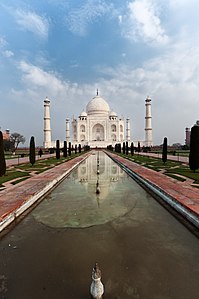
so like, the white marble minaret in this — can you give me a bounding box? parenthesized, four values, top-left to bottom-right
(66, 118, 70, 142)
(145, 96, 153, 146)
(126, 118, 131, 144)
(43, 97, 52, 148)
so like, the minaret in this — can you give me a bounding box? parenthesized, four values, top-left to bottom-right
(145, 96, 153, 146)
(66, 118, 70, 142)
(43, 97, 52, 148)
(126, 118, 131, 144)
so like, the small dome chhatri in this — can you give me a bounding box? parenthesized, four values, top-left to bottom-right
(86, 91, 110, 115)
(80, 111, 87, 117)
(109, 111, 117, 117)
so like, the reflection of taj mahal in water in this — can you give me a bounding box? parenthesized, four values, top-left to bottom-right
(43, 90, 153, 148)
(78, 151, 125, 201)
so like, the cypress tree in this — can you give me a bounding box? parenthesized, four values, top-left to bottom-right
(162, 137, 167, 164)
(122, 142, 125, 154)
(125, 141, 129, 155)
(189, 125, 199, 172)
(0, 131, 6, 176)
(68, 142, 71, 156)
(130, 142, 134, 156)
(75, 144, 77, 154)
(137, 141, 141, 153)
(118, 143, 121, 153)
(56, 140, 60, 159)
(78, 144, 81, 153)
(63, 141, 67, 157)
(29, 136, 35, 166)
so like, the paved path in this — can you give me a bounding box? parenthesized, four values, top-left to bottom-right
(0, 153, 90, 232)
(6, 153, 55, 167)
(139, 152, 189, 163)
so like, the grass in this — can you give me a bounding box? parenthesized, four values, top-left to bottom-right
(0, 170, 30, 187)
(0, 152, 83, 188)
(118, 152, 199, 186)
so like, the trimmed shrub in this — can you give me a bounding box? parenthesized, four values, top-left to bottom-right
(0, 131, 6, 176)
(63, 141, 67, 157)
(29, 136, 36, 166)
(78, 144, 81, 153)
(130, 142, 134, 156)
(68, 142, 71, 156)
(189, 125, 199, 171)
(56, 140, 60, 159)
(162, 137, 167, 164)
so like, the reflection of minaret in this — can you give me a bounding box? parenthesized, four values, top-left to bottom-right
(43, 97, 52, 148)
(145, 96, 153, 146)
(126, 118, 131, 144)
(66, 118, 70, 142)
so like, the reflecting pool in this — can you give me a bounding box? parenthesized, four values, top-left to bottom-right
(1, 151, 199, 299)
(32, 151, 142, 228)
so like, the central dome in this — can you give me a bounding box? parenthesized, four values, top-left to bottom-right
(86, 95, 110, 115)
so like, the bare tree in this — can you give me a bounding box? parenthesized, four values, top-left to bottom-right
(10, 132, 25, 152)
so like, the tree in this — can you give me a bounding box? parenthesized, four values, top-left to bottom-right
(125, 141, 129, 155)
(118, 143, 121, 153)
(137, 141, 141, 153)
(75, 144, 77, 154)
(29, 136, 35, 166)
(189, 125, 199, 172)
(56, 140, 60, 159)
(3, 139, 14, 152)
(63, 141, 67, 158)
(78, 144, 81, 153)
(130, 142, 134, 156)
(162, 137, 167, 164)
(68, 142, 71, 156)
(10, 132, 25, 152)
(0, 131, 6, 176)
(122, 142, 125, 154)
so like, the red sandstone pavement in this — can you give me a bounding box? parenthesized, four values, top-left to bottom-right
(107, 152, 199, 219)
(0, 151, 199, 233)
(6, 153, 55, 167)
(139, 152, 189, 164)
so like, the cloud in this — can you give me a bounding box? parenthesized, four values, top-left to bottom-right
(18, 61, 68, 95)
(0, 36, 7, 48)
(2, 50, 14, 58)
(0, 36, 14, 58)
(14, 9, 49, 39)
(121, 0, 169, 46)
(66, 0, 114, 36)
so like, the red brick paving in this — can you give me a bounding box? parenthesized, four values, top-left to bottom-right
(107, 152, 199, 220)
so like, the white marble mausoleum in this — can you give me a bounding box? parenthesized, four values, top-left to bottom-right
(71, 91, 130, 148)
(43, 91, 152, 149)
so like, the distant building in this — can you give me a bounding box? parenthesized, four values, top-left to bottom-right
(185, 127, 190, 147)
(2, 129, 10, 140)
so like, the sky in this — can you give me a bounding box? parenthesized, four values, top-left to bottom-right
(0, 0, 199, 147)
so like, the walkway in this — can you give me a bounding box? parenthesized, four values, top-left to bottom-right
(139, 152, 189, 163)
(0, 152, 90, 232)
(6, 153, 55, 167)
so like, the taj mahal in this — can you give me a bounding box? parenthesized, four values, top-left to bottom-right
(43, 91, 153, 148)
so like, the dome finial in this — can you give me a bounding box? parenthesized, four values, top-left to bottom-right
(96, 89, 99, 96)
